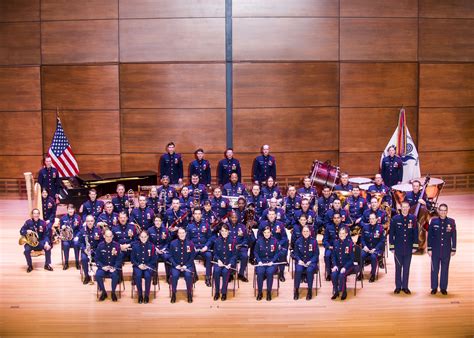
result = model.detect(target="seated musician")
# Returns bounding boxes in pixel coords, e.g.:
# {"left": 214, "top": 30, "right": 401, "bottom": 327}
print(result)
{"left": 228, "top": 212, "right": 250, "bottom": 282}
{"left": 293, "top": 198, "right": 320, "bottom": 231}
{"left": 186, "top": 208, "right": 214, "bottom": 287}
{"left": 361, "top": 213, "right": 386, "bottom": 282}
{"left": 255, "top": 226, "right": 281, "bottom": 301}
{"left": 131, "top": 230, "right": 157, "bottom": 304}
{"left": 223, "top": 172, "right": 248, "bottom": 199}
{"left": 187, "top": 174, "right": 209, "bottom": 205}
{"left": 211, "top": 187, "right": 232, "bottom": 219}
{"left": 146, "top": 186, "right": 162, "bottom": 217}
{"left": 331, "top": 226, "right": 355, "bottom": 301}
{"left": 212, "top": 224, "right": 237, "bottom": 301}
{"left": 80, "top": 189, "right": 104, "bottom": 222}
{"left": 297, "top": 177, "right": 318, "bottom": 209}
{"left": 261, "top": 197, "right": 286, "bottom": 223}
{"left": 202, "top": 200, "right": 218, "bottom": 234}
{"left": 165, "top": 198, "right": 189, "bottom": 240}
{"left": 405, "top": 180, "right": 432, "bottom": 210}
{"left": 60, "top": 204, "right": 82, "bottom": 270}
{"left": 323, "top": 212, "right": 343, "bottom": 280}
{"left": 97, "top": 201, "right": 118, "bottom": 231}
{"left": 79, "top": 215, "right": 102, "bottom": 284}
{"left": 258, "top": 210, "right": 288, "bottom": 282}
{"left": 111, "top": 211, "right": 137, "bottom": 262}
{"left": 324, "top": 198, "right": 352, "bottom": 228}
{"left": 130, "top": 196, "right": 155, "bottom": 231}
{"left": 235, "top": 197, "right": 248, "bottom": 224}
{"left": 112, "top": 184, "right": 127, "bottom": 214}
{"left": 179, "top": 186, "right": 194, "bottom": 217}
{"left": 148, "top": 215, "right": 171, "bottom": 281}
{"left": 294, "top": 225, "right": 319, "bottom": 301}
{"left": 346, "top": 186, "right": 367, "bottom": 229}
{"left": 169, "top": 228, "right": 195, "bottom": 303}
{"left": 283, "top": 185, "right": 302, "bottom": 229}
{"left": 334, "top": 173, "right": 353, "bottom": 192}
{"left": 367, "top": 174, "right": 392, "bottom": 207}
{"left": 20, "top": 208, "right": 53, "bottom": 272}
{"left": 317, "top": 186, "right": 335, "bottom": 221}
{"left": 262, "top": 176, "right": 281, "bottom": 202}
{"left": 189, "top": 148, "right": 211, "bottom": 186}
{"left": 95, "top": 230, "right": 123, "bottom": 302}
{"left": 156, "top": 175, "right": 177, "bottom": 210}
{"left": 361, "top": 197, "right": 388, "bottom": 229}
{"left": 41, "top": 188, "right": 56, "bottom": 225}
{"left": 247, "top": 184, "right": 267, "bottom": 220}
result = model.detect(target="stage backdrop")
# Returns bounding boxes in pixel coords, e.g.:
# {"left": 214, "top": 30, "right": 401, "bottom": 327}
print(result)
{"left": 0, "top": 0, "right": 473, "bottom": 180}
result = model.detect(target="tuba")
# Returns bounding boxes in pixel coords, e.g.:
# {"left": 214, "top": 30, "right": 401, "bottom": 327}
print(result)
{"left": 19, "top": 231, "right": 39, "bottom": 247}
{"left": 334, "top": 190, "right": 352, "bottom": 206}
{"left": 193, "top": 187, "right": 201, "bottom": 209}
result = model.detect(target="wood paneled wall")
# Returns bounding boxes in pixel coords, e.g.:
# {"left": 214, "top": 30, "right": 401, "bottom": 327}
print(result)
{"left": 0, "top": 0, "right": 472, "bottom": 179}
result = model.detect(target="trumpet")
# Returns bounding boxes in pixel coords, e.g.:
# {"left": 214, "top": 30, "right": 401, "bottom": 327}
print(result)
{"left": 19, "top": 230, "right": 39, "bottom": 247}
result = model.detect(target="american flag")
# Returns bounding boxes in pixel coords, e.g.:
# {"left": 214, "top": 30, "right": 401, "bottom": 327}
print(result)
{"left": 48, "top": 117, "right": 79, "bottom": 177}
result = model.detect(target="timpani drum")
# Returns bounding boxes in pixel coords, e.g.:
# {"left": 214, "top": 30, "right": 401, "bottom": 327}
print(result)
{"left": 391, "top": 183, "right": 413, "bottom": 210}
{"left": 349, "top": 177, "right": 372, "bottom": 188}
{"left": 418, "top": 177, "right": 445, "bottom": 207}
{"left": 358, "top": 183, "right": 373, "bottom": 200}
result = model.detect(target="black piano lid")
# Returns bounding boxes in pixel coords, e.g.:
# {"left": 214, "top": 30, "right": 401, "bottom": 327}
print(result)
{"left": 77, "top": 171, "right": 157, "bottom": 183}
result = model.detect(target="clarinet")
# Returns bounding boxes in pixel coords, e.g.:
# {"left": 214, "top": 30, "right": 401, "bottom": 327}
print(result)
{"left": 84, "top": 233, "right": 95, "bottom": 284}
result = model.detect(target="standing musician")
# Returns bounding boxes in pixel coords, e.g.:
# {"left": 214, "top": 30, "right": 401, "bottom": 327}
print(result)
{"left": 20, "top": 208, "right": 53, "bottom": 272}
{"left": 159, "top": 142, "right": 183, "bottom": 185}
{"left": 283, "top": 185, "right": 302, "bottom": 228}
{"left": 169, "top": 228, "right": 195, "bottom": 303}
{"left": 223, "top": 172, "right": 248, "bottom": 199}
{"left": 95, "top": 230, "right": 123, "bottom": 302}
{"left": 187, "top": 174, "right": 209, "bottom": 205}
{"left": 112, "top": 184, "right": 127, "bottom": 214}
{"left": 165, "top": 198, "right": 188, "bottom": 240}
{"left": 293, "top": 225, "right": 319, "bottom": 301}
{"left": 254, "top": 226, "right": 281, "bottom": 301}
{"left": 148, "top": 215, "right": 171, "bottom": 282}
{"left": 361, "top": 213, "right": 386, "bottom": 283}
{"left": 381, "top": 145, "right": 403, "bottom": 188}
{"left": 189, "top": 148, "right": 211, "bottom": 186}
{"left": 217, "top": 148, "right": 242, "bottom": 186}
{"left": 330, "top": 226, "right": 354, "bottom": 301}
{"left": 212, "top": 224, "right": 237, "bottom": 301}
{"left": 228, "top": 212, "right": 250, "bottom": 282}
{"left": 111, "top": 211, "right": 137, "bottom": 262}
{"left": 297, "top": 177, "right": 318, "bottom": 208}
{"left": 131, "top": 230, "right": 157, "bottom": 304}
{"left": 261, "top": 176, "right": 281, "bottom": 202}
{"left": 157, "top": 176, "right": 178, "bottom": 210}
{"left": 60, "top": 204, "right": 82, "bottom": 270}
{"left": 41, "top": 188, "right": 56, "bottom": 225}
{"left": 253, "top": 144, "right": 277, "bottom": 185}
{"left": 37, "top": 156, "right": 60, "bottom": 199}
{"left": 323, "top": 212, "right": 344, "bottom": 281}
{"left": 80, "top": 189, "right": 104, "bottom": 222}
{"left": 79, "top": 215, "right": 102, "bottom": 285}
{"left": 334, "top": 173, "right": 353, "bottom": 192}
{"left": 130, "top": 196, "right": 155, "bottom": 231}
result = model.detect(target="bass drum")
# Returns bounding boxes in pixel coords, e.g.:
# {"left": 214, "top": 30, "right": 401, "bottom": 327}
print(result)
{"left": 308, "top": 160, "right": 340, "bottom": 193}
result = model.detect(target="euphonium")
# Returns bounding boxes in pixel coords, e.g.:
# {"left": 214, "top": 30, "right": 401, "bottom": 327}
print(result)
{"left": 19, "top": 231, "right": 39, "bottom": 247}
{"left": 59, "top": 226, "right": 74, "bottom": 241}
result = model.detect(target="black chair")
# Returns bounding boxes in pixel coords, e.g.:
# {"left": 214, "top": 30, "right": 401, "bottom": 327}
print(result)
{"left": 293, "top": 260, "right": 322, "bottom": 296}
{"left": 96, "top": 269, "right": 124, "bottom": 299}
{"left": 346, "top": 244, "right": 364, "bottom": 296}
{"left": 211, "top": 265, "right": 238, "bottom": 297}
{"left": 131, "top": 268, "right": 159, "bottom": 299}
{"left": 252, "top": 265, "right": 280, "bottom": 297}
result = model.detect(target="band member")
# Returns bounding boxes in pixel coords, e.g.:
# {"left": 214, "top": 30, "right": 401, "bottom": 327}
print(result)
{"left": 112, "top": 184, "right": 127, "bottom": 214}
{"left": 157, "top": 176, "right": 178, "bottom": 209}
{"left": 361, "top": 197, "right": 388, "bottom": 227}
{"left": 97, "top": 201, "right": 118, "bottom": 230}
{"left": 361, "top": 213, "right": 386, "bottom": 282}
{"left": 80, "top": 189, "right": 104, "bottom": 222}
{"left": 95, "top": 230, "right": 123, "bottom": 302}
{"left": 262, "top": 176, "right": 281, "bottom": 201}
{"left": 367, "top": 174, "right": 392, "bottom": 207}
{"left": 211, "top": 187, "right": 231, "bottom": 219}
{"left": 324, "top": 199, "right": 352, "bottom": 227}
{"left": 148, "top": 215, "right": 171, "bottom": 281}
{"left": 253, "top": 144, "right": 276, "bottom": 185}
{"left": 202, "top": 200, "right": 218, "bottom": 233}
{"left": 293, "top": 198, "right": 319, "bottom": 230}
{"left": 111, "top": 211, "right": 137, "bottom": 262}
{"left": 228, "top": 212, "right": 250, "bottom": 282}
{"left": 405, "top": 180, "right": 432, "bottom": 210}
{"left": 331, "top": 226, "right": 354, "bottom": 301}
{"left": 297, "top": 177, "right": 318, "bottom": 208}
{"left": 212, "top": 224, "right": 237, "bottom": 301}
{"left": 428, "top": 204, "right": 456, "bottom": 295}
{"left": 291, "top": 214, "right": 317, "bottom": 250}
{"left": 223, "top": 172, "right": 248, "bottom": 198}
{"left": 258, "top": 210, "right": 288, "bottom": 282}
{"left": 187, "top": 209, "right": 214, "bottom": 286}
{"left": 159, "top": 142, "right": 183, "bottom": 185}
{"left": 130, "top": 196, "right": 155, "bottom": 230}
{"left": 60, "top": 204, "right": 82, "bottom": 270}
{"left": 317, "top": 186, "right": 335, "bottom": 220}
{"left": 390, "top": 201, "right": 418, "bottom": 294}
{"left": 235, "top": 197, "right": 248, "bottom": 224}
{"left": 261, "top": 197, "right": 286, "bottom": 223}
{"left": 294, "top": 225, "right": 319, "bottom": 300}
{"left": 189, "top": 148, "right": 211, "bottom": 186}
{"left": 41, "top": 188, "right": 56, "bottom": 225}
{"left": 334, "top": 173, "right": 353, "bottom": 192}
{"left": 179, "top": 186, "right": 194, "bottom": 216}
{"left": 131, "top": 230, "right": 157, "bottom": 304}
{"left": 217, "top": 148, "right": 242, "bottom": 186}
{"left": 20, "top": 209, "right": 53, "bottom": 272}
{"left": 38, "top": 156, "right": 60, "bottom": 198}
{"left": 323, "top": 212, "right": 343, "bottom": 280}
{"left": 381, "top": 145, "right": 403, "bottom": 187}
{"left": 169, "top": 228, "right": 195, "bottom": 303}
{"left": 79, "top": 215, "right": 102, "bottom": 284}
{"left": 187, "top": 174, "right": 209, "bottom": 204}
{"left": 283, "top": 185, "right": 302, "bottom": 228}
{"left": 255, "top": 226, "right": 281, "bottom": 301}
{"left": 165, "top": 198, "right": 188, "bottom": 240}
{"left": 248, "top": 184, "right": 267, "bottom": 220}
{"left": 346, "top": 186, "right": 366, "bottom": 228}
{"left": 147, "top": 186, "right": 163, "bottom": 217}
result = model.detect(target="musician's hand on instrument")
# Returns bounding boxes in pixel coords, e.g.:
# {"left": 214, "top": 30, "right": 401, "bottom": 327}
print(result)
{"left": 201, "top": 246, "right": 208, "bottom": 252}
{"left": 331, "top": 266, "right": 338, "bottom": 272}
{"left": 218, "top": 260, "right": 224, "bottom": 267}
{"left": 26, "top": 229, "right": 33, "bottom": 234}
{"left": 340, "top": 267, "right": 346, "bottom": 274}
{"left": 109, "top": 267, "right": 116, "bottom": 273}
{"left": 370, "top": 249, "right": 375, "bottom": 254}
{"left": 226, "top": 264, "right": 231, "bottom": 269}
{"left": 363, "top": 246, "right": 369, "bottom": 252}
{"left": 268, "top": 262, "right": 273, "bottom": 266}
{"left": 298, "top": 260, "right": 305, "bottom": 266}
{"left": 139, "top": 264, "right": 147, "bottom": 270}
{"left": 61, "top": 225, "right": 66, "bottom": 229}
{"left": 355, "top": 218, "right": 361, "bottom": 224}
{"left": 418, "top": 199, "right": 426, "bottom": 205}
{"left": 257, "top": 261, "right": 263, "bottom": 266}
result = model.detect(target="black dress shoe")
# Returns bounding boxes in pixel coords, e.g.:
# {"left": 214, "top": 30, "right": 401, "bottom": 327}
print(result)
{"left": 441, "top": 289, "right": 448, "bottom": 295}
{"left": 26, "top": 265, "right": 33, "bottom": 273}
{"left": 294, "top": 289, "right": 299, "bottom": 300}
{"left": 325, "top": 274, "right": 331, "bottom": 281}
{"left": 431, "top": 289, "right": 437, "bottom": 295}
{"left": 306, "top": 291, "right": 312, "bottom": 300}
{"left": 111, "top": 292, "right": 118, "bottom": 302}
{"left": 394, "top": 288, "right": 401, "bottom": 294}
{"left": 83, "top": 276, "right": 91, "bottom": 285}
{"left": 170, "top": 293, "right": 176, "bottom": 303}
{"left": 369, "top": 275, "right": 375, "bottom": 283}
{"left": 75, "top": 262, "right": 80, "bottom": 270}
{"left": 256, "top": 292, "right": 263, "bottom": 301}
{"left": 63, "top": 264, "right": 69, "bottom": 270}
{"left": 138, "top": 295, "right": 143, "bottom": 304}
{"left": 99, "top": 292, "right": 107, "bottom": 301}
{"left": 279, "top": 275, "right": 286, "bottom": 282}
{"left": 331, "top": 292, "right": 339, "bottom": 300}
{"left": 214, "top": 293, "right": 220, "bottom": 301}
{"left": 266, "top": 292, "right": 272, "bottom": 301}
{"left": 379, "top": 261, "right": 385, "bottom": 269}
{"left": 221, "top": 294, "right": 227, "bottom": 301}
{"left": 402, "top": 288, "right": 411, "bottom": 294}
{"left": 187, "top": 293, "right": 193, "bottom": 303}
{"left": 205, "top": 277, "right": 211, "bottom": 287}
{"left": 44, "top": 265, "right": 53, "bottom": 271}
{"left": 238, "top": 275, "right": 248, "bottom": 282}
{"left": 341, "top": 291, "right": 347, "bottom": 300}
{"left": 144, "top": 296, "right": 149, "bottom": 304}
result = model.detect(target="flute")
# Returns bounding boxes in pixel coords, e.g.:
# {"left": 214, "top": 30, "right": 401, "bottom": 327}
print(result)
{"left": 211, "top": 261, "right": 238, "bottom": 272}
{"left": 257, "top": 262, "right": 288, "bottom": 267}
{"left": 165, "top": 261, "right": 193, "bottom": 274}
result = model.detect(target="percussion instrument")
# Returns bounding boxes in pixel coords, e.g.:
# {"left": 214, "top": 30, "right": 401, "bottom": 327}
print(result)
{"left": 348, "top": 177, "right": 372, "bottom": 188}
{"left": 417, "top": 177, "right": 445, "bottom": 209}
{"left": 391, "top": 183, "right": 413, "bottom": 210}
{"left": 358, "top": 183, "right": 373, "bottom": 200}
{"left": 308, "top": 160, "right": 340, "bottom": 193}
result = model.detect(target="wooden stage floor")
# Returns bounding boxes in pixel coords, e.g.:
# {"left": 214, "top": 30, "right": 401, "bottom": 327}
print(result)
{"left": 1, "top": 194, "right": 473, "bottom": 337}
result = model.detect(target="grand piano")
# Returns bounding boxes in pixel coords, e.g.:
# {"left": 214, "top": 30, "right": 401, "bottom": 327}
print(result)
{"left": 59, "top": 171, "right": 157, "bottom": 210}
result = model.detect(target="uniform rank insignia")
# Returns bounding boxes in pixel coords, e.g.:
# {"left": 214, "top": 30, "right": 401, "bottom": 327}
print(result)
{"left": 111, "top": 247, "right": 117, "bottom": 256}
{"left": 232, "top": 164, "right": 236, "bottom": 170}
{"left": 186, "top": 245, "right": 191, "bottom": 253}
{"left": 174, "top": 158, "right": 178, "bottom": 164}
{"left": 447, "top": 224, "right": 452, "bottom": 232}
{"left": 345, "top": 246, "right": 349, "bottom": 254}
{"left": 228, "top": 244, "right": 232, "bottom": 250}
{"left": 276, "top": 226, "right": 280, "bottom": 233}
{"left": 39, "top": 226, "right": 43, "bottom": 232}
{"left": 203, "top": 164, "right": 207, "bottom": 169}
{"left": 408, "top": 220, "right": 413, "bottom": 228}
{"left": 270, "top": 244, "right": 275, "bottom": 252}
{"left": 238, "top": 228, "right": 243, "bottom": 236}
{"left": 162, "top": 233, "right": 167, "bottom": 239}
{"left": 53, "top": 172, "right": 56, "bottom": 178}
{"left": 309, "top": 244, "right": 313, "bottom": 251}
{"left": 221, "top": 201, "right": 226, "bottom": 208}
{"left": 359, "top": 202, "right": 363, "bottom": 207}
{"left": 147, "top": 213, "right": 151, "bottom": 219}
{"left": 308, "top": 216, "right": 312, "bottom": 223}
{"left": 375, "top": 230, "right": 380, "bottom": 238}
{"left": 268, "top": 161, "right": 272, "bottom": 166}
{"left": 148, "top": 249, "right": 151, "bottom": 256}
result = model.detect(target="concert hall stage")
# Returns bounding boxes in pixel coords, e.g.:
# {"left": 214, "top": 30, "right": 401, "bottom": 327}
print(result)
{"left": 0, "top": 193, "right": 472, "bottom": 337}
